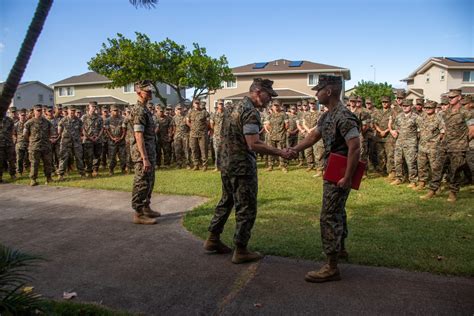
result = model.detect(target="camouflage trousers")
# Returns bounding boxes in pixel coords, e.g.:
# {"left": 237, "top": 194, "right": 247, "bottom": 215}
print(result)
{"left": 377, "top": 138, "right": 395, "bottom": 174}
{"left": 213, "top": 137, "right": 221, "bottom": 168}
{"left": 360, "top": 135, "right": 369, "bottom": 171}
{"left": 58, "top": 142, "right": 84, "bottom": 176}
{"left": 15, "top": 144, "right": 29, "bottom": 174}
{"left": 157, "top": 140, "right": 172, "bottom": 167}
{"left": 208, "top": 173, "right": 258, "bottom": 247}
{"left": 174, "top": 135, "right": 190, "bottom": 168}
{"left": 367, "top": 136, "right": 378, "bottom": 169}
{"left": 100, "top": 142, "right": 108, "bottom": 168}
{"left": 83, "top": 142, "right": 102, "bottom": 173}
{"left": 321, "top": 180, "right": 350, "bottom": 255}
{"left": 305, "top": 139, "right": 324, "bottom": 170}
{"left": 125, "top": 141, "right": 134, "bottom": 171}
{"left": 417, "top": 146, "right": 443, "bottom": 183}
{"left": 29, "top": 148, "right": 53, "bottom": 180}
{"left": 190, "top": 136, "right": 208, "bottom": 168}
{"left": 0, "top": 145, "right": 16, "bottom": 179}
{"left": 51, "top": 142, "right": 60, "bottom": 171}
{"left": 297, "top": 133, "right": 306, "bottom": 163}
{"left": 429, "top": 151, "right": 466, "bottom": 193}
{"left": 131, "top": 161, "right": 155, "bottom": 214}
{"left": 468, "top": 147, "right": 474, "bottom": 176}
{"left": 269, "top": 139, "right": 288, "bottom": 168}
{"left": 394, "top": 142, "right": 418, "bottom": 183}
{"left": 108, "top": 142, "right": 127, "bottom": 172}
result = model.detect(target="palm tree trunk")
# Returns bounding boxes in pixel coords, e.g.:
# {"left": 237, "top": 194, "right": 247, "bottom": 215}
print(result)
{"left": 0, "top": 0, "right": 54, "bottom": 117}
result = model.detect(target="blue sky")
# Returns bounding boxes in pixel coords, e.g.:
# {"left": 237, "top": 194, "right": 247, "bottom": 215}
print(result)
{"left": 1, "top": 0, "right": 472, "bottom": 91}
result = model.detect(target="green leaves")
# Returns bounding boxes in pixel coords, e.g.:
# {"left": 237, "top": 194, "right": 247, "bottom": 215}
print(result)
{"left": 354, "top": 80, "right": 394, "bottom": 108}
{"left": 88, "top": 33, "right": 233, "bottom": 104}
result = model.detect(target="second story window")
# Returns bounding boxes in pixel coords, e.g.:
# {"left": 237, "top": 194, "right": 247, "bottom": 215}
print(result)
{"left": 308, "top": 74, "right": 318, "bottom": 86}
{"left": 440, "top": 70, "right": 445, "bottom": 81}
{"left": 223, "top": 79, "right": 237, "bottom": 89}
{"left": 463, "top": 71, "right": 474, "bottom": 82}
{"left": 58, "top": 87, "right": 74, "bottom": 97}
{"left": 38, "top": 94, "right": 44, "bottom": 102}
{"left": 425, "top": 73, "right": 430, "bottom": 83}
{"left": 123, "top": 83, "right": 134, "bottom": 93}
{"left": 16, "top": 92, "right": 21, "bottom": 100}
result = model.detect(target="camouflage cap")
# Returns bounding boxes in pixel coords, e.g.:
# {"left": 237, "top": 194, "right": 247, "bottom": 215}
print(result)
{"left": 290, "top": 105, "right": 297, "bottom": 110}
{"left": 166, "top": 105, "right": 173, "bottom": 110}
{"left": 396, "top": 90, "right": 406, "bottom": 98}
{"left": 253, "top": 78, "right": 278, "bottom": 97}
{"left": 175, "top": 104, "right": 183, "bottom": 110}
{"left": 55, "top": 104, "right": 63, "bottom": 109}
{"left": 110, "top": 104, "right": 119, "bottom": 111}
{"left": 296, "top": 101, "right": 302, "bottom": 106}
{"left": 272, "top": 99, "right": 281, "bottom": 106}
{"left": 349, "top": 95, "right": 357, "bottom": 102}
{"left": 309, "top": 98, "right": 317, "bottom": 104}
{"left": 460, "top": 95, "right": 471, "bottom": 105}
{"left": 356, "top": 96, "right": 363, "bottom": 102}
{"left": 311, "top": 75, "right": 342, "bottom": 91}
{"left": 19, "top": 108, "right": 27, "bottom": 114}
{"left": 9, "top": 106, "right": 17, "bottom": 112}
{"left": 217, "top": 99, "right": 224, "bottom": 104}
{"left": 381, "top": 96, "right": 390, "bottom": 102}
{"left": 343, "top": 96, "right": 349, "bottom": 101}
{"left": 135, "top": 80, "right": 153, "bottom": 91}
{"left": 402, "top": 99, "right": 413, "bottom": 106}
{"left": 365, "top": 98, "right": 372, "bottom": 103}
{"left": 33, "top": 104, "right": 42, "bottom": 110}
{"left": 302, "top": 100, "right": 308, "bottom": 106}
{"left": 415, "top": 98, "right": 425, "bottom": 105}
{"left": 424, "top": 100, "right": 436, "bottom": 109}
{"left": 447, "top": 89, "right": 462, "bottom": 97}
{"left": 224, "top": 101, "right": 233, "bottom": 106}
{"left": 440, "top": 96, "right": 449, "bottom": 105}
{"left": 68, "top": 105, "right": 76, "bottom": 111}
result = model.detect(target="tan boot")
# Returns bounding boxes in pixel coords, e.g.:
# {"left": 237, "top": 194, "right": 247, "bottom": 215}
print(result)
{"left": 313, "top": 170, "right": 323, "bottom": 178}
{"left": 305, "top": 254, "right": 341, "bottom": 283}
{"left": 192, "top": 166, "right": 199, "bottom": 171}
{"left": 133, "top": 213, "right": 157, "bottom": 225}
{"left": 281, "top": 167, "right": 288, "bottom": 173}
{"left": 143, "top": 206, "right": 161, "bottom": 218}
{"left": 231, "top": 245, "right": 263, "bottom": 264}
{"left": 388, "top": 172, "right": 395, "bottom": 180}
{"left": 203, "top": 233, "right": 232, "bottom": 254}
{"left": 92, "top": 170, "right": 98, "bottom": 177}
{"left": 306, "top": 167, "right": 314, "bottom": 172}
{"left": 447, "top": 192, "right": 457, "bottom": 203}
{"left": 30, "top": 179, "right": 38, "bottom": 186}
{"left": 296, "top": 162, "right": 304, "bottom": 167}
{"left": 407, "top": 182, "right": 417, "bottom": 189}
{"left": 266, "top": 166, "right": 273, "bottom": 172}
{"left": 45, "top": 177, "right": 54, "bottom": 185}
{"left": 390, "top": 179, "right": 402, "bottom": 185}
{"left": 420, "top": 190, "right": 436, "bottom": 200}
{"left": 57, "top": 175, "right": 64, "bottom": 182}
{"left": 415, "top": 182, "right": 425, "bottom": 191}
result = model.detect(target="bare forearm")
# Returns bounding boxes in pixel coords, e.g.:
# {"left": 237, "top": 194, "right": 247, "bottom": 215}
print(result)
{"left": 250, "top": 140, "right": 282, "bottom": 156}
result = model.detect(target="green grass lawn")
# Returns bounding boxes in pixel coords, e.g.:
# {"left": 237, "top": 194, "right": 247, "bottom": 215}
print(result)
{"left": 12, "top": 164, "right": 474, "bottom": 276}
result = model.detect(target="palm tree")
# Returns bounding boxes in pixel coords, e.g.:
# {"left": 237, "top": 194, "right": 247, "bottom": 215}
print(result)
{"left": 0, "top": 0, "right": 158, "bottom": 117}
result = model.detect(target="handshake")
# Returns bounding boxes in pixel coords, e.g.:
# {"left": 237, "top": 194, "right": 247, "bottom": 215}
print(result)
{"left": 277, "top": 147, "right": 299, "bottom": 160}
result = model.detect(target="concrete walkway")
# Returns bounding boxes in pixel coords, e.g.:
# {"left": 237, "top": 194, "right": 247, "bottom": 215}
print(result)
{"left": 1, "top": 184, "right": 473, "bottom": 315}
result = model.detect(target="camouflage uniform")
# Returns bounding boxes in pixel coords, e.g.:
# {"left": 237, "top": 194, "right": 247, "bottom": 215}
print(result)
{"left": 82, "top": 113, "right": 103, "bottom": 174}
{"left": 352, "top": 107, "right": 371, "bottom": 163}
{"left": 14, "top": 119, "right": 29, "bottom": 174}
{"left": 266, "top": 110, "right": 288, "bottom": 168}
{"left": 58, "top": 116, "right": 84, "bottom": 176}
{"left": 24, "top": 116, "right": 53, "bottom": 180}
{"left": 172, "top": 112, "right": 191, "bottom": 168}
{"left": 131, "top": 101, "right": 156, "bottom": 214}
{"left": 105, "top": 115, "right": 127, "bottom": 173}
{"left": 317, "top": 102, "right": 360, "bottom": 255}
{"left": 429, "top": 106, "right": 473, "bottom": 193}
{"left": 366, "top": 106, "right": 380, "bottom": 169}
{"left": 303, "top": 110, "right": 320, "bottom": 169}
{"left": 296, "top": 109, "right": 306, "bottom": 164}
{"left": 392, "top": 110, "right": 420, "bottom": 183}
{"left": 123, "top": 115, "right": 135, "bottom": 171}
{"left": 208, "top": 96, "right": 260, "bottom": 247}
{"left": 373, "top": 108, "right": 396, "bottom": 174}
{"left": 188, "top": 108, "right": 210, "bottom": 168}
{"left": 417, "top": 109, "right": 445, "bottom": 184}
{"left": 47, "top": 116, "right": 61, "bottom": 171}
{"left": 287, "top": 111, "right": 299, "bottom": 151}
{"left": 0, "top": 116, "right": 16, "bottom": 180}
{"left": 211, "top": 111, "right": 224, "bottom": 167}
{"left": 156, "top": 114, "right": 173, "bottom": 167}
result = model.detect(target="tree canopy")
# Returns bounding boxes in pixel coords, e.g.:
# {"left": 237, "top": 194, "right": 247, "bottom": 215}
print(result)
{"left": 88, "top": 33, "right": 234, "bottom": 105}
{"left": 353, "top": 80, "right": 393, "bottom": 108}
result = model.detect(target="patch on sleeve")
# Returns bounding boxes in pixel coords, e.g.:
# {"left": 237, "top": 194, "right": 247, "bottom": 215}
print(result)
{"left": 467, "top": 118, "right": 474, "bottom": 126}
{"left": 134, "top": 124, "right": 145, "bottom": 132}
{"left": 243, "top": 123, "right": 260, "bottom": 135}
{"left": 344, "top": 127, "right": 359, "bottom": 141}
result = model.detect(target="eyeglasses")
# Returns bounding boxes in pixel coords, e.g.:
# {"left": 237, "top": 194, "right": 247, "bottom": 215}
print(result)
{"left": 382, "top": 101, "right": 389, "bottom": 103}
{"left": 366, "top": 103, "right": 372, "bottom": 105}
{"left": 448, "top": 96, "right": 457, "bottom": 99}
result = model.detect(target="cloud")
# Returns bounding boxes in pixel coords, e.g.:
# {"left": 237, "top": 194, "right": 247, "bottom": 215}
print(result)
{"left": 0, "top": 42, "right": 5, "bottom": 53}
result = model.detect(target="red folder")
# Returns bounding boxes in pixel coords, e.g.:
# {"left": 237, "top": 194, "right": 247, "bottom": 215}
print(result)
{"left": 323, "top": 153, "right": 366, "bottom": 190}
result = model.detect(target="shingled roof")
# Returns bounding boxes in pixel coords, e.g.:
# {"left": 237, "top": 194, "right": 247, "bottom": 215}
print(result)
{"left": 51, "top": 72, "right": 111, "bottom": 86}
{"left": 402, "top": 57, "right": 474, "bottom": 81}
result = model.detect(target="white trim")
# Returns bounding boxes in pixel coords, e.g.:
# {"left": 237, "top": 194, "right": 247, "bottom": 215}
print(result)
{"left": 58, "top": 86, "right": 75, "bottom": 97}
{"left": 123, "top": 83, "right": 134, "bottom": 94}
{"left": 307, "top": 73, "right": 319, "bottom": 86}
{"left": 222, "top": 79, "right": 237, "bottom": 89}
{"left": 52, "top": 80, "right": 112, "bottom": 88}
{"left": 234, "top": 68, "right": 350, "bottom": 77}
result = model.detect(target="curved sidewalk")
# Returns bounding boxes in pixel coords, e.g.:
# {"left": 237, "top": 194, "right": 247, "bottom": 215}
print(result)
{"left": 0, "top": 184, "right": 473, "bottom": 315}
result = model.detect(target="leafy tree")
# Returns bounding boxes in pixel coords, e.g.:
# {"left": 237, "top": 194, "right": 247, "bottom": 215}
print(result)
{"left": 353, "top": 80, "right": 393, "bottom": 108}
{"left": 88, "top": 33, "right": 234, "bottom": 105}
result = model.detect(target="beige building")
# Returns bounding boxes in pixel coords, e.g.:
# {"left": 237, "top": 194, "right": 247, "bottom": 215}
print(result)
{"left": 208, "top": 59, "right": 350, "bottom": 110}
{"left": 401, "top": 57, "right": 474, "bottom": 102}
{"left": 51, "top": 71, "right": 184, "bottom": 109}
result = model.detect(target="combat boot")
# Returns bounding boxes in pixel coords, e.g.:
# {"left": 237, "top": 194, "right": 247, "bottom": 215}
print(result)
{"left": 202, "top": 165, "right": 207, "bottom": 172}
{"left": 281, "top": 167, "right": 288, "bottom": 173}
{"left": 407, "top": 182, "right": 417, "bottom": 189}
{"left": 231, "top": 245, "right": 263, "bottom": 264}
{"left": 390, "top": 179, "right": 402, "bottom": 185}
{"left": 143, "top": 206, "right": 161, "bottom": 218}
{"left": 45, "top": 177, "right": 54, "bottom": 185}
{"left": 306, "top": 167, "right": 314, "bottom": 172}
{"left": 203, "top": 233, "right": 232, "bottom": 254}
{"left": 313, "top": 169, "right": 323, "bottom": 177}
{"left": 108, "top": 170, "right": 114, "bottom": 176}
{"left": 420, "top": 190, "right": 436, "bottom": 200}
{"left": 192, "top": 166, "right": 199, "bottom": 171}
{"left": 447, "top": 192, "right": 457, "bottom": 203}
{"left": 132, "top": 213, "right": 157, "bottom": 225}
{"left": 92, "top": 170, "right": 98, "bottom": 177}
{"left": 266, "top": 166, "right": 273, "bottom": 172}
{"left": 30, "top": 179, "right": 38, "bottom": 186}
{"left": 415, "top": 181, "right": 425, "bottom": 191}
{"left": 296, "top": 161, "right": 304, "bottom": 167}
{"left": 305, "top": 254, "right": 341, "bottom": 283}
{"left": 56, "top": 175, "right": 64, "bottom": 182}
{"left": 387, "top": 172, "right": 395, "bottom": 180}
{"left": 338, "top": 249, "right": 349, "bottom": 260}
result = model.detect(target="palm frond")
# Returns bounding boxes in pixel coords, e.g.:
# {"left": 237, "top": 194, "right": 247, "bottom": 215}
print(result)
{"left": 129, "top": 0, "right": 158, "bottom": 9}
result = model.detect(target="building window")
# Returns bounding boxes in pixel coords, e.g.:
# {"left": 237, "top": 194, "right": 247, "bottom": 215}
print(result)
{"left": 49, "top": 94, "right": 54, "bottom": 102}
{"left": 308, "top": 74, "right": 319, "bottom": 86}
{"left": 166, "top": 84, "right": 171, "bottom": 95}
{"left": 58, "top": 87, "right": 74, "bottom": 97}
{"left": 440, "top": 70, "right": 445, "bottom": 81}
{"left": 123, "top": 83, "right": 134, "bottom": 93}
{"left": 463, "top": 71, "right": 474, "bottom": 82}
{"left": 38, "top": 94, "right": 44, "bottom": 102}
{"left": 16, "top": 93, "right": 21, "bottom": 100}
{"left": 223, "top": 79, "right": 237, "bottom": 89}
{"left": 425, "top": 73, "right": 430, "bottom": 83}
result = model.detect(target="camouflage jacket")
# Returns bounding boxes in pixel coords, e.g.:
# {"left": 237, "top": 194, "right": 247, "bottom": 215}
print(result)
{"left": 130, "top": 101, "right": 156, "bottom": 163}
{"left": 218, "top": 96, "right": 261, "bottom": 176}
{"left": 172, "top": 114, "right": 190, "bottom": 139}
{"left": 266, "top": 111, "right": 288, "bottom": 141}
{"left": 58, "top": 116, "right": 83, "bottom": 145}
{"left": 188, "top": 109, "right": 209, "bottom": 138}
{"left": 441, "top": 107, "right": 473, "bottom": 152}
{"left": 82, "top": 114, "right": 103, "bottom": 144}
{"left": 352, "top": 108, "right": 371, "bottom": 137}
{"left": 211, "top": 111, "right": 224, "bottom": 139}
{"left": 418, "top": 112, "right": 445, "bottom": 152}
{"left": 287, "top": 113, "right": 299, "bottom": 138}
{"left": 317, "top": 102, "right": 360, "bottom": 167}
{"left": 303, "top": 111, "right": 319, "bottom": 129}
{"left": 373, "top": 108, "right": 394, "bottom": 142}
{"left": 123, "top": 117, "right": 134, "bottom": 144}
{"left": 157, "top": 115, "right": 173, "bottom": 142}
{"left": 24, "top": 117, "right": 52, "bottom": 151}
{"left": 105, "top": 116, "right": 126, "bottom": 144}
{"left": 392, "top": 112, "right": 420, "bottom": 145}
{"left": 0, "top": 116, "right": 15, "bottom": 147}
{"left": 47, "top": 117, "right": 60, "bottom": 138}
{"left": 14, "top": 120, "right": 28, "bottom": 149}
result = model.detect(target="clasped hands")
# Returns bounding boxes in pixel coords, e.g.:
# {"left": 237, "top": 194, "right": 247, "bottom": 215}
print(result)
{"left": 278, "top": 147, "right": 298, "bottom": 160}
